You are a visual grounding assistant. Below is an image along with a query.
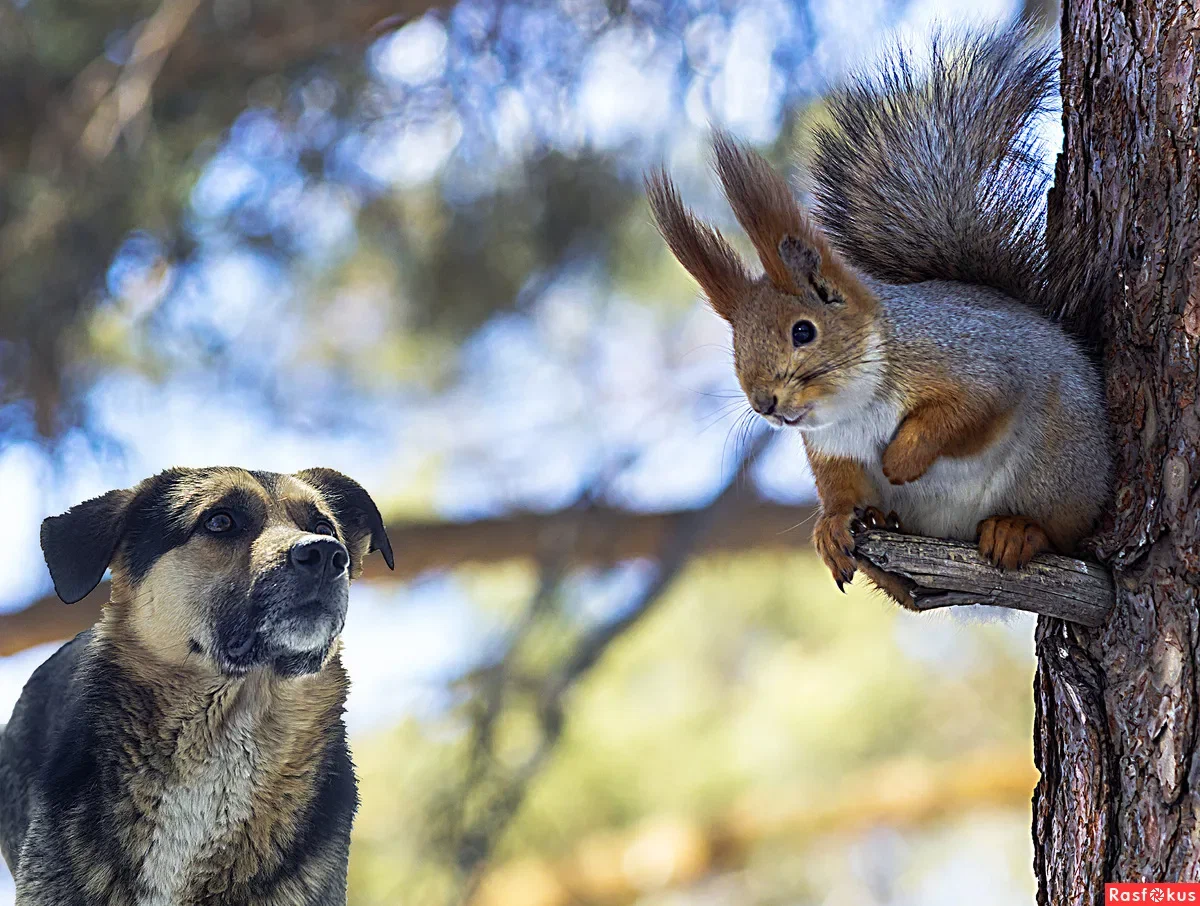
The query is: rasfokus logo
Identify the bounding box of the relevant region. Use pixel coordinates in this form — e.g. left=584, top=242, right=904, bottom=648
left=1107, top=884, right=1200, bottom=902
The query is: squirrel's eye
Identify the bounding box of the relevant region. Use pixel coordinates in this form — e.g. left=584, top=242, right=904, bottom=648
left=792, top=320, right=816, bottom=347
left=204, top=512, right=234, bottom=534
left=313, top=521, right=335, bottom=537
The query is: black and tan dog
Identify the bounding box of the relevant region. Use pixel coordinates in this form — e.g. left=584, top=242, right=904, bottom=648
left=0, top=466, right=393, bottom=905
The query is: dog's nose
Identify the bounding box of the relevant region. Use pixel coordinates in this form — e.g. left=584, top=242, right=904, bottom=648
left=289, top=537, right=349, bottom=580
left=751, top=392, right=777, bottom=416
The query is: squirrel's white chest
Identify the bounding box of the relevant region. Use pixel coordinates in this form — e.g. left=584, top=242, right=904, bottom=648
left=801, top=398, right=900, bottom=460
left=801, top=400, right=1021, bottom=541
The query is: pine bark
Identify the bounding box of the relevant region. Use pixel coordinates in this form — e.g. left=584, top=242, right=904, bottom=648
left=1034, top=1, right=1200, bottom=901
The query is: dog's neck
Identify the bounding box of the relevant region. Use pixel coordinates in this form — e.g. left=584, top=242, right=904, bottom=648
left=91, top=606, right=348, bottom=764
left=64, top=614, right=354, bottom=902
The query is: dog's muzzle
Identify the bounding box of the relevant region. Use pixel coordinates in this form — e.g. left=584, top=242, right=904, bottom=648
left=217, top=536, right=352, bottom=677
left=266, top=537, right=351, bottom=654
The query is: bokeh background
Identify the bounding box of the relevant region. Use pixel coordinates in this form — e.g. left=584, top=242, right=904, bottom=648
left=0, top=0, right=1058, bottom=902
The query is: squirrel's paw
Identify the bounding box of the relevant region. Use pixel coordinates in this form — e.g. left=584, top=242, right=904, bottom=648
left=977, top=515, right=1049, bottom=571
left=849, top=509, right=914, bottom=607
left=814, top=511, right=858, bottom=592
left=881, top=441, right=934, bottom=486
left=852, top=505, right=903, bottom=533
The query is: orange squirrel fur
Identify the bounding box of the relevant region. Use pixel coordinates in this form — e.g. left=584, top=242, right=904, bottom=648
left=646, top=30, right=1112, bottom=608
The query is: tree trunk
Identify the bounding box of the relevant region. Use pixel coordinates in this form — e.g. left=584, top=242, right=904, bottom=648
left=1034, top=1, right=1200, bottom=902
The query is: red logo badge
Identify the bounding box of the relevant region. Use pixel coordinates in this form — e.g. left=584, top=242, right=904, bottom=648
left=1106, top=884, right=1200, bottom=903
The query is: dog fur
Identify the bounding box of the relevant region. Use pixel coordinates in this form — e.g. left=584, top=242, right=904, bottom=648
left=0, top=466, right=394, bottom=906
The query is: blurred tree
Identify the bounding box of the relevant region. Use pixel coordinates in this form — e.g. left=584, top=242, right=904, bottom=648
left=0, top=3, right=1061, bottom=905
left=1033, top=0, right=1200, bottom=900
left=0, top=0, right=826, bottom=443
left=346, top=548, right=1040, bottom=906
left=0, top=0, right=450, bottom=436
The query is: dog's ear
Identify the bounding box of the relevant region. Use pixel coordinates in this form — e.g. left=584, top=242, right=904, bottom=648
left=296, top=468, right=394, bottom=573
left=41, top=489, right=134, bottom=604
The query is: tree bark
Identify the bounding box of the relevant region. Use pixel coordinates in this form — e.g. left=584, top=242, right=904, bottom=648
left=854, top=532, right=1113, bottom=625
left=1034, top=1, right=1200, bottom=901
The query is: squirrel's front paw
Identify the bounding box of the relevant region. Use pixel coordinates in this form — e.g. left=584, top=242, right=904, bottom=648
left=881, top=439, right=935, bottom=485
left=813, top=511, right=858, bottom=592
left=853, top=505, right=903, bottom=533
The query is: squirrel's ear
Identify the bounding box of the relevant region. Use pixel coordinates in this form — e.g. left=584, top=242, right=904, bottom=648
left=779, top=236, right=821, bottom=282
left=779, top=236, right=846, bottom=305
left=711, top=131, right=833, bottom=296
left=645, top=168, right=750, bottom=322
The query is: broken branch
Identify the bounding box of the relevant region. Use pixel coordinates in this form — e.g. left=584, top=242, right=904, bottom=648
left=854, top=530, right=1114, bottom=626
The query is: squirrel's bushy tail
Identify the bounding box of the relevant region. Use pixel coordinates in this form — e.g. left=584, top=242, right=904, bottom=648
left=810, top=27, right=1082, bottom=321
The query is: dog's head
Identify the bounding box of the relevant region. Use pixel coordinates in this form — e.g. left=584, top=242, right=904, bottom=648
left=40, top=467, right=394, bottom=678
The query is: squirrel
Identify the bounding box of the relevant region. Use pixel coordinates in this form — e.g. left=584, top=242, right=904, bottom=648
left=646, top=28, right=1112, bottom=609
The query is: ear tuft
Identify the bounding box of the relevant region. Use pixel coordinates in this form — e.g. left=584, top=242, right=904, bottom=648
left=644, top=167, right=750, bottom=322
left=41, top=489, right=132, bottom=604
left=710, top=131, right=836, bottom=295
left=296, top=468, right=394, bottom=573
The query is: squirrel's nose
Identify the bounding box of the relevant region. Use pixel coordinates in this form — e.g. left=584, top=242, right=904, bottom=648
left=751, top=392, right=778, bottom=416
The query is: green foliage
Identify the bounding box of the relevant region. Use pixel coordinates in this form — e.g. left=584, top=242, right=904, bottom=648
left=347, top=550, right=1035, bottom=904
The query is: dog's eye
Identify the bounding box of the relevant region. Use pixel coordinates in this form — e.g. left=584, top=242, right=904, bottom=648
left=204, top=512, right=234, bottom=534
left=313, top=521, right=335, bottom=536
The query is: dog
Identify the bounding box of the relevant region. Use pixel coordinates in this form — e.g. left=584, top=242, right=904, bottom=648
left=0, top=466, right=394, bottom=905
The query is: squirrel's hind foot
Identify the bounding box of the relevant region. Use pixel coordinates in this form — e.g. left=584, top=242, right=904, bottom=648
left=977, top=515, right=1050, bottom=571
